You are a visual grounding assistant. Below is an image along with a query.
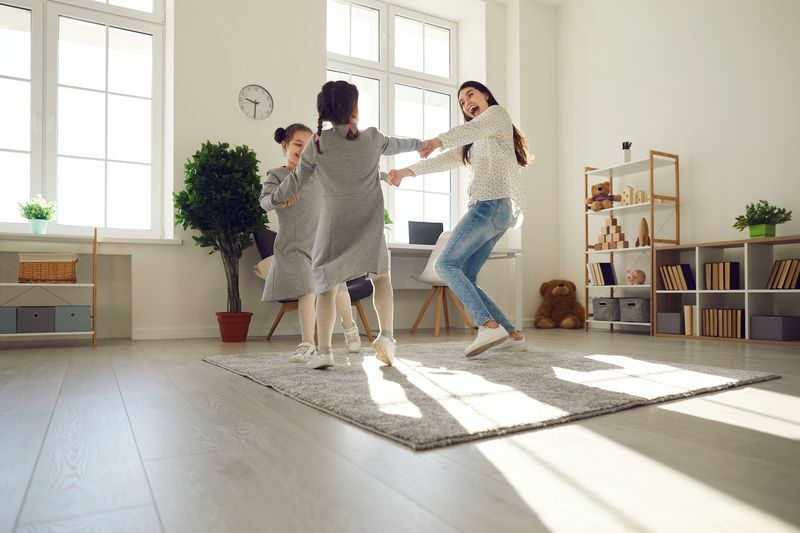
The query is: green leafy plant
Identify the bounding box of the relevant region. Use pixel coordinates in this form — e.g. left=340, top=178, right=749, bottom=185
left=384, top=208, right=393, bottom=231
left=733, top=200, right=792, bottom=231
left=173, top=141, right=267, bottom=313
left=18, top=195, right=56, bottom=220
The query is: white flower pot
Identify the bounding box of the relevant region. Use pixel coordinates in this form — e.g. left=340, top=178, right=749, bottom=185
left=28, top=219, right=49, bottom=234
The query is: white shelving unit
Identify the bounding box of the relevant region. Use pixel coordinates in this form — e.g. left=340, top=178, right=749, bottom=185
left=584, top=150, right=680, bottom=335
left=0, top=229, right=97, bottom=346
left=654, top=235, right=800, bottom=345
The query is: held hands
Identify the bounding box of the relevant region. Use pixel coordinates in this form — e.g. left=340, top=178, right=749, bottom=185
left=387, top=168, right=414, bottom=187
left=280, top=195, right=299, bottom=208
left=418, top=137, right=443, bottom=159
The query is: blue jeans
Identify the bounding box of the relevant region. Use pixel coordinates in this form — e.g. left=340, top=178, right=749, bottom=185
left=435, top=198, right=516, bottom=333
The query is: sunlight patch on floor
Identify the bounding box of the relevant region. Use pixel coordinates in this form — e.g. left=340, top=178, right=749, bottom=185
left=361, top=357, right=422, bottom=418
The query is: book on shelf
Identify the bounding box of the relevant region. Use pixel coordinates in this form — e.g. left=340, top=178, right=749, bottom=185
left=683, top=304, right=695, bottom=336
left=588, top=262, right=618, bottom=286
left=658, top=264, right=695, bottom=290
left=703, top=262, right=740, bottom=290
left=764, top=259, right=800, bottom=289
left=701, top=307, right=744, bottom=339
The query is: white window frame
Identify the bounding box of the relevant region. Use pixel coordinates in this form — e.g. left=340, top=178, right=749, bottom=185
left=0, top=0, right=165, bottom=238
left=326, top=0, right=458, bottom=244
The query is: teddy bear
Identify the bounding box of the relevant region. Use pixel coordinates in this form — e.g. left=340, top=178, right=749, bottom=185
left=534, top=279, right=586, bottom=329
left=586, top=181, right=621, bottom=211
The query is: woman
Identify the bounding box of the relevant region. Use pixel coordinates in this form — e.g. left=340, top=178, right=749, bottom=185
left=390, top=81, right=531, bottom=357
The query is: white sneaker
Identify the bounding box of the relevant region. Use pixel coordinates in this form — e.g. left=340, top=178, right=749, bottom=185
left=490, top=335, right=528, bottom=352
left=373, top=335, right=397, bottom=366
left=465, top=325, right=508, bottom=357
left=343, top=323, right=362, bottom=353
left=307, top=351, right=335, bottom=370
left=291, top=341, right=317, bottom=363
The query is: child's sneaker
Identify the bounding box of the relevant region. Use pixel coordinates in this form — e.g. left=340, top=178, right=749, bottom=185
left=373, top=335, right=397, bottom=366
left=343, top=323, right=362, bottom=353
left=307, top=351, right=335, bottom=370
left=291, top=341, right=317, bottom=363
left=490, top=335, right=528, bottom=352
left=464, top=325, right=508, bottom=357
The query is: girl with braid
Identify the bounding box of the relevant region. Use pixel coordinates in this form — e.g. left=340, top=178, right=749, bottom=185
left=259, top=123, right=362, bottom=363
left=263, top=81, right=424, bottom=370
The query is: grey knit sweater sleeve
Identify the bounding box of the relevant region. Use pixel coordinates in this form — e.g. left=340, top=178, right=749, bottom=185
left=373, top=129, right=425, bottom=156
left=258, top=171, right=283, bottom=212
left=262, top=143, right=316, bottom=210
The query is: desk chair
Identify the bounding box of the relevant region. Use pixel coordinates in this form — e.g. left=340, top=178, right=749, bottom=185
left=409, top=231, right=475, bottom=336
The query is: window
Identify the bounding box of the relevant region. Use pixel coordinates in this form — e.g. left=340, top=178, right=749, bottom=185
left=0, top=0, right=163, bottom=237
left=326, top=0, right=457, bottom=243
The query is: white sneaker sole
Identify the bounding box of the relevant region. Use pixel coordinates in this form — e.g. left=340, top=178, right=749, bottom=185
left=373, top=342, right=396, bottom=366
left=465, top=330, right=508, bottom=358
left=307, top=356, right=334, bottom=370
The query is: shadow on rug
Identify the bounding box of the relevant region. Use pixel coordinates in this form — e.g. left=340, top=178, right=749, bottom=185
left=203, top=342, right=779, bottom=450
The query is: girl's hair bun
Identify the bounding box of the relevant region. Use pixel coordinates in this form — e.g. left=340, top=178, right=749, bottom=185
left=274, top=127, right=287, bottom=144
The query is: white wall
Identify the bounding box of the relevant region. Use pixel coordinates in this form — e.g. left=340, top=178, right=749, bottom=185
left=558, top=0, right=800, bottom=305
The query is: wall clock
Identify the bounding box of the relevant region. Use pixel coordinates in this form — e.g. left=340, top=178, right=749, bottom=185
left=237, top=84, right=273, bottom=120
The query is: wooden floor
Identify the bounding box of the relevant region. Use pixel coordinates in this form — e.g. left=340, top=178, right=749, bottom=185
left=0, top=328, right=798, bottom=533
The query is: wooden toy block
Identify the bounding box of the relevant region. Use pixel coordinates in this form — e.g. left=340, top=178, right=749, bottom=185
left=620, top=241, right=629, bottom=248
left=604, top=217, right=617, bottom=226
left=620, top=185, right=634, bottom=206
left=635, top=191, right=647, bottom=204
left=612, top=233, right=623, bottom=242
left=609, top=226, right=622, bottom=234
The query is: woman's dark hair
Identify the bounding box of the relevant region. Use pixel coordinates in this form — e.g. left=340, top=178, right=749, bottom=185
left=274, top=123, right=312, bottom=145
left=457, top=81, right=528, bottom=167
left=314, top=80, right=360, bottom=153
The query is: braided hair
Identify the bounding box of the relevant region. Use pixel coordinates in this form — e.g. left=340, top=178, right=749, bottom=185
left=314, top=80, right=360, bottom=154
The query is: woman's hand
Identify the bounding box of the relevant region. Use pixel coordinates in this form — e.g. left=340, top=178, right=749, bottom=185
left=419, top=138, right=443, bottom=159
left=281, top=195, right=299, bottom=208
left=387, top=168, right=414, bottom=187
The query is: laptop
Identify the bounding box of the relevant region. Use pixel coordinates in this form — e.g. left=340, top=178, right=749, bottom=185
left=408, top=221, right=444, bottom=245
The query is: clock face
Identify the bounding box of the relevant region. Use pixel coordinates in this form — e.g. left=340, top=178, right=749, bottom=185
left=237, top=84, right=273, bottom=120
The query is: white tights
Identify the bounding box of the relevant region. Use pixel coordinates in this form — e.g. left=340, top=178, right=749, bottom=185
left=297, top=284, right=355, bottom=345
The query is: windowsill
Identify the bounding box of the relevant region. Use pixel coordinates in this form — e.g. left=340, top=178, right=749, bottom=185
left=0, top=231, right=182, bottom=246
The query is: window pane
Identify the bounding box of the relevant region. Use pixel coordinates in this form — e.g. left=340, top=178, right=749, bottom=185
left=393, top=190, right=423, bottom=244
left=394, top=84, right=422, bottom=139
left=0, top=4, right=31, bottom=79
left=108, top=162, right=150, bottom=229
left=326, top=69, right=348, bottom=82
left=327, top=0, right=350, bottom=56
left=351, top=74, right=379, bottom=129
left=109, top=0, right=154, bottom=13
left=424, top=24, right=449, bottom=77
left=0, top=151, right=30, bottom=223
left=109, top=27, right=152, bottom=97
left=424, top=193, right=450, bottom=228
left=57, top=156, right=105, bottom=227
left=351, top=4, right=379, bottom=62
left=425, top=171, right=450, bottom=194
left=58, top=87, right=105, bottom=159
left=394, top=152, right=422, bottom=190
left=59, top=17, right=106, bottom=91
left=108, top=95, right=151, bottom=163
left=423, top=90, right=449, bottom=140
left=394, top=16, right=422, bottom=72
left=0, top=78, right=30, bottom=151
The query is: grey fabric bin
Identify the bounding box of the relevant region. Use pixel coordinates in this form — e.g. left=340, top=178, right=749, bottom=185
left=750, top=315, right=800, bottom=341
left=0, top=307, right=16, bottom=334
left=620, top=298, right=651, bottom=323
left=593, top=298, right=620, bottom=321
left=657, top=312, right=684, bottom=334
left=55, top=306, right=91, bottom=332
left=17, top=306, right=55, bottom=333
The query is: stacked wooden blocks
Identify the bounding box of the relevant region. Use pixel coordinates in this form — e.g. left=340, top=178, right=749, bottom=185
left=620, top=185, right=652, bottom=206
left=596, top=217, right=629, bottom=250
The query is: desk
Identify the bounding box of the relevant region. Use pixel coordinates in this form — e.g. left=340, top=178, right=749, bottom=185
left=387, top=243, right=523, bottom=331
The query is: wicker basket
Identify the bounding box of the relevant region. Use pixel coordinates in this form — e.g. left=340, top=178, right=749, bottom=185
left=18, top=253, right=79, bottom=283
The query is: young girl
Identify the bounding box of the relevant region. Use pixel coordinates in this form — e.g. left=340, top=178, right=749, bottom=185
left=263, top=81, right=424, bottom=369
left=260, top=123, right=362, bottom=363
left=390, top=80, right=531, bottom=357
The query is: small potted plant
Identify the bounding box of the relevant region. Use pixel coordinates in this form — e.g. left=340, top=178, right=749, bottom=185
left=733, top=200, right=792, bottom=238
left=18, top=194, right=57, bottom=234
left=384, top=208, right=393, bottom=231
left=174, top=141, right=267, bottom=341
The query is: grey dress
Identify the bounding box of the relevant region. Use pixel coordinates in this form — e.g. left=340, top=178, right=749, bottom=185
left=258, top=167, right=320, bottom=302
left=262, top=125, right=424, bottom=293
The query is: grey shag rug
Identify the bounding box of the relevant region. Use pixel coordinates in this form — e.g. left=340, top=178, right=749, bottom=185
left=204, top=342, right=779, bottom=450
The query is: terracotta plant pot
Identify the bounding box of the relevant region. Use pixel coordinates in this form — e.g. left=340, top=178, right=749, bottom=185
left=216, top=311, right=252, bottom=342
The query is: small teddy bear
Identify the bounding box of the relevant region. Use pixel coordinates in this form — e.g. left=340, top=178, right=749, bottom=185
left=586, top=181, right=622, bottom=211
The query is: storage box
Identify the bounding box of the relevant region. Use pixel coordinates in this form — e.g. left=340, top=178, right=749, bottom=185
left=620, top=298, right=651, bottom=323
left=55, top=306, right=91, bottom=332
left=657, top=312, right=684, bottom=334
left=593, top=298, right=620, bottom=321
left=18, top=253, right=78, bottom=283
left=750, top=315, right=800, bottom=341
left=17, top=306, right=55, bottom=333
left=0, top=307, right=16, bottom=334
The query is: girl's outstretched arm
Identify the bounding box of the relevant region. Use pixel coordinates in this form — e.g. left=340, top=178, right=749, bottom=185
left=377, top=131, right=425, bottom=156
left=262, top=143, right=316, bottom=210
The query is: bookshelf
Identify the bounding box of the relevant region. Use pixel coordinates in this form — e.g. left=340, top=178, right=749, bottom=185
left=584, top=150, right=680, bottom=334
left=654, top=235, right=800, bottom=345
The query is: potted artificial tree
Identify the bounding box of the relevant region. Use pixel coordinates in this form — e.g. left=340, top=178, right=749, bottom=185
left=733, top=200, right=792, bottom=239
left=174, top=141, right=267, bottom=341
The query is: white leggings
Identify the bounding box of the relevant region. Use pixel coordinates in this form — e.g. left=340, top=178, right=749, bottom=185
left=297, top=284, right=354, bottom=345
left=316, top=272, right=393, bottom=353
